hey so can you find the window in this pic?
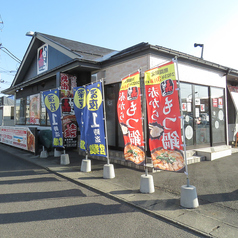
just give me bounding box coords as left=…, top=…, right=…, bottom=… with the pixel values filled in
left=40, top=93, right=47, bottom=125
left=10, top=107, right=14, bottom=120
left=194, top=85, right=210, bottom=146
left=210, top=87, right=226, bottom=145
left=105, top=83, right=123, bottom=150
left=16, top=94, right=50, bottom=126
left=180, top=84, right=226, bottom=146
left=180, top=83, right=193, bottom=146
left=16, top=98, right=26, bottom=124
left=26, top=96, right=30, bottom=124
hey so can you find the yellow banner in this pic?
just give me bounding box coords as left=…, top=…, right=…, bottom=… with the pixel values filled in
left=144, top=61, right=176, bottom=86
left=120, top=72, right=140, bottom=91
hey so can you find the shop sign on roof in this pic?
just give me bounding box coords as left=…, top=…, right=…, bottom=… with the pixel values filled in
left=37, top=44, right=48, bottom=74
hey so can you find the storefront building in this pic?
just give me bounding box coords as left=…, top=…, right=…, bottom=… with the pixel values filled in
left=0, top=96, right=14, bottom=126
left=2, top=32, right=238, bottom=162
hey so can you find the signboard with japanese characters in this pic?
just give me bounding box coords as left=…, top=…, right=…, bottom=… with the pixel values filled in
left=61, top=73, right=78, bottom=147
left=37, top=44, right=48, bottom=74
left=0, top=126, right=35, bottom=152
left=117, top=72, right=145, bottom=165
left=144, top=61, right=184, bottom=171
left=73, top=86, right=87, bottom=151
left=213, top=98, right=218, bottom=107
left=43, top=89, right=64, bottom=148
left=61, top=73, right=77, bottom=98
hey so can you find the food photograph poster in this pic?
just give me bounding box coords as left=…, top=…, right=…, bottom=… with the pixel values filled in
left=117, top=71, right=145, bottom=165
left=29, top=94, right=40, bottom=125
left=0, top=126, right=35, bottom=152
left=144, top=61, right=184, bottom=171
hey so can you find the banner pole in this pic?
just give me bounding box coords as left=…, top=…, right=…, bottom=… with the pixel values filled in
left=174, top=56, right=190, bottom=187
left=101, top=78, right=110, bottom=165
left=139, top=68, right=148, bottom=175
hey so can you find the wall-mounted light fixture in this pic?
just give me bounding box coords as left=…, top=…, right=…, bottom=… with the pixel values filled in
left=20, top=88, right=23, bottom=90
left=16, top=89, right=19, bottom=92
left=194, top=43, right=204, bottom=59
left=26, top=31, right=35, bottom=37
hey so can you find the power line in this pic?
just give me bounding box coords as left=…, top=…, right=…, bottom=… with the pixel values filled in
left=0, top=70, right=16, bottom=73
left=0, top=45, right=21, bottom=63
left=0, top=66, right=17, bottom=74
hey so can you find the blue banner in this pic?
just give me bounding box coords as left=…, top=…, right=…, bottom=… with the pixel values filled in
left=73, top=81, right=107, bottom=157
left=43, top=89, right=64, bottom=147
left=86, top=82, right=107, bottom=156
left=73, top=86, right=87, bottom=151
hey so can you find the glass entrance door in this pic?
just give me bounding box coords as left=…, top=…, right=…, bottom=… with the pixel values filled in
left=180, top=83, right=210, bottom=148
left=194, top=85, right=210, bottom=147
left=181, top=83, right=194, bottom=147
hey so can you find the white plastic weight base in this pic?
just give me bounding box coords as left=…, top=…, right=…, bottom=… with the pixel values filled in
left=40, top=150, right=48, bottom=158
left=54, top=148, right=62, bottom=157
left=103, top=164, right=115, bottom=179
left=60, top=154, right=70, bottom=165
left=81, top=159, right=91, bottom=172
left=180, top=185, right=199, bottom=208
left=140, top=174, right=155, bottom=193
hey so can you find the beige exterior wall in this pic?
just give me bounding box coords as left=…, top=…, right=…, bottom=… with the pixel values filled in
left=102, top=55, right=149, bottom=85
left=96, top=53, right=226, bottom=88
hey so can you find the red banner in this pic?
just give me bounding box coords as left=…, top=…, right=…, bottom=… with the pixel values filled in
left=60, top=73, right=78, bottom=148
left=117, top=72, right=145, bottom=164
left=144, top=61, right=184, bottom=171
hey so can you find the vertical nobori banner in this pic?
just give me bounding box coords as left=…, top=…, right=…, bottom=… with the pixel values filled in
left=43, top=89, right=64, bottom=148
left=144, top=61, right=184, bottom=171
left=117, top=72, right=145, bottom=165
left=73, top=86, right=87, bottom=151
left=61, top=73, right=78, bottom=148
left=86, top=81, right=107, bottom=157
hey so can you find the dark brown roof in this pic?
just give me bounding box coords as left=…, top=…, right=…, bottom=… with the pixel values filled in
left=39, top=33, right=117, bottom=61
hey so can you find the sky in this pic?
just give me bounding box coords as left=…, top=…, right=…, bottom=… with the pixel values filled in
left=1, top=0, right=238, bottom=96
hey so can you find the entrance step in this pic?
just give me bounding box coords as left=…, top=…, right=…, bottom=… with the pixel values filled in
left=185, top=150, right=197, bottom=158
left=78, top=145, right=232, bottom=172
left=195, top=145, right=231, bottom=161
left=187, top=155, right=205, bottom=164
left=180, top=150, right=205, bottom=165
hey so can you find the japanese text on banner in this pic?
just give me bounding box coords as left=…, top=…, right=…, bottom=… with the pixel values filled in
left=73, top=82, right=107, bottom=157
left=43, top=89, right=64, bottom=147
left=117, top=72, right=145, bottom=165
left=73, top=86, right=87, bottom=151
left=86, top=82, right=107, bottom=157
left=144, top=61, right=184, bottom=171
left=61, top=73, right=78, bottom=148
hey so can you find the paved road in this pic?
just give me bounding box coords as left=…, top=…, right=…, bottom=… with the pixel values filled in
left=0, top=149, right=205, bottom=238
